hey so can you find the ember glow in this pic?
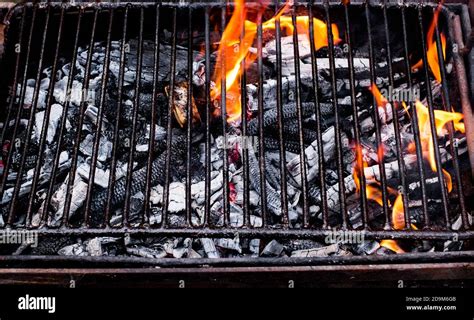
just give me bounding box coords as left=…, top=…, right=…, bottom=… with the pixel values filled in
left=380, top=240, right=405, bottom=254
left=211, top=0, right=341, bottom=123
left=412, top=4, right=447, bottom=83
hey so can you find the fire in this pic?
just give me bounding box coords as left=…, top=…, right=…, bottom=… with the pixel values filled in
left=392, top=194, right=405, bottom=230
left=352, top=144, right=386, bottom=208
left=369, top=83, right=388, bottom=109
left=380, top=240, right=405, bottom=254
left=211, top=0, right=341, bottom=123
left=412, top=4, right=447, bottom=83
left=414, top=100, right=465, bottom=172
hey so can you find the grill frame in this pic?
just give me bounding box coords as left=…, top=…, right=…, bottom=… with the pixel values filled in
left=0, top=0, right=472, bottom=269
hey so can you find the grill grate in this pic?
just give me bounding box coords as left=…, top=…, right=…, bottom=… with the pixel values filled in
left=0, top=1, right=473, bottom=266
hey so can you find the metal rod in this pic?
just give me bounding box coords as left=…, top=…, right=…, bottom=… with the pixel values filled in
left=220, top=4, right=230, bottom=227
left=365, top=1, right=390, bottom=229
left=292, top=8, right=310, bottom=228
left=342, top=2, right=368, bottom=228
left=144, top=4, right=161, bottom=225
left=123, top=8, right=144, bottom=227
left=382, top=0, right=410, bottom=229
left=417, top=4, right=450, bottom=228
left=400, top=3, right=430, bottom=227
left=84, top=9, right=115, bottom=227
left=186, top=6, right=193, bottom=227
left=7, top=6, right=51, bottom=224
left=161, top=7, right=178, bottom=228
left=26, top=5, right=66, bottom=226
left=275, top=2, right=289, bottom=227
left=62, top=8, right=99, bottom=226
left=257, top=11, right=268, bottom=227
left=45, top=7, right=83, bottom=228
left=433, top=9, right=468, bottom=230
left=105, top=6, right=129, bottom=227
left=241, top=5, right=250, bottom=228
left=324, top=0, right=347, bottom=229
left=204, top=7, right=211, bottom=228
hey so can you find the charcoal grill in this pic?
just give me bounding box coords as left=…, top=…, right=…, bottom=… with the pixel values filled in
left=0, top=0, right=473, bottom=285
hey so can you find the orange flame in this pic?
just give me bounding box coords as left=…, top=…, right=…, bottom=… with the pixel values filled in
left=369, top=83, right=388, bottom=108
left=392, top=194, right=406, bottom=230
left=352, top=144, right=386, bottom=208
left=414, top=100, right=465, bottom=172
left=412, top=4, right=447, bottom=83
left=380, top=240, right=405, bottom=254
left=212, top=0, right=341, bottom=123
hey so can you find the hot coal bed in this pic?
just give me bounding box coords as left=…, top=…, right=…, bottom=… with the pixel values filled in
left=0, top=1, right=473, bottom=267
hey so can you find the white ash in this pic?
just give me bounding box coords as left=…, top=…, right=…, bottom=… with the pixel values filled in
left=34, top=104, right=63, bottom=144
left=215, top=236, right=242, bottom=254
left=150, top=182, right=186, bottom=213
left=79, top=133, right=113, bottom=163
left=291, top=243, right=342, bottom=257
left=249, top=239, right=261, bottom=256
left=287, top=126, right=337, bottom=186
left=200, top=238, right=220, bottom=258
left=58, top=237, right=120, bottom=257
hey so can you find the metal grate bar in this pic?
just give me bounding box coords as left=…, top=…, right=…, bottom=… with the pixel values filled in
left=417, top=3, right=451, bottom=229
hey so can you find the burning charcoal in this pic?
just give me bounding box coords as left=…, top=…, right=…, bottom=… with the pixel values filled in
left=123, top=40, right=202, bottom=85
left=200, top=238, right=220, bottom=259
left=85, top=237, right=117, bottom=257
left=18, top=79, right=47, bottom=109
left=126, top=246, right=168, bottom=259
left=261, top=240, right=284, bottom=257
left=247, top=102, right=316, bottom=135
left=249, top=239, right=260, bottom=256
left=150, top=182, right=186, bottom=213
left=58, top=242, right=87, bottom=256
left=129, top=192, right=145, bottom=218
left=89, top=131, right=185, bottom=217
left=246, top=144, right=285, bottom=217
left=173, top=238, right=193, bottom=258
left=291, top=243, right=342, bottom=257
left=287, top=126, right=337, bottom=187
left=79, top=134, right=113, bottom=162
left=77, top=163, right=110, bottom=189
left=191, top=171, right=223, bottom=206
left=354, top=240, right=381, bottom=255
left=34, top=104, right=63, bottom=144
left=47, top=172, right=88, bottom=225
left=165, top=82, right=201, bottom=128
left=215, top=236, right=242, bottom=254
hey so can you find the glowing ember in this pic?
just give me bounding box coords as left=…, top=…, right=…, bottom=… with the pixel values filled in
left=211, top=0, right=341, bottom=123
left=412, top=4, right=447, bottom=83
left=380, top=240, right=405, bottom=254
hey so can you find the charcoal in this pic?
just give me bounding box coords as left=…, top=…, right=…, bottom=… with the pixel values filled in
left=34, top=104, right=63, bottom=144
left=261, top=240, right=284, bottom=257
left=89, top=131, right=186, bottom=222
left=200, top=238, right=220, bottom=258
left=246, top=102, right=317, bottom=135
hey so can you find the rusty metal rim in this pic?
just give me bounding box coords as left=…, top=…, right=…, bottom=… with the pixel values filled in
left=0, top=263, right=472, bottom=287
left=0, top=251, right=473, bottom=268
left=3, top=228, right=473, bottom=240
